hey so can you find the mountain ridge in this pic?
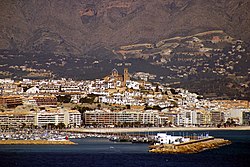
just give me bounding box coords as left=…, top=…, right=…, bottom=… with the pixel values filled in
left=0, top=0, right=250, bottom=100
left=0, top=0, right=250, bottom=55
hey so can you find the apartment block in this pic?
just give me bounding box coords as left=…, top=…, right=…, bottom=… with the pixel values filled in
left=0, top=95, right=23, bottom=108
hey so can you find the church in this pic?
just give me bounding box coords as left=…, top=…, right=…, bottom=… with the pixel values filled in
left=103, top=68, right=130, bottom=88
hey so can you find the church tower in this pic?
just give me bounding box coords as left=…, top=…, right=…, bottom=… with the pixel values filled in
left=123, top=68, right=130, bottom=86
left=111, top=68, right=119, bottom=77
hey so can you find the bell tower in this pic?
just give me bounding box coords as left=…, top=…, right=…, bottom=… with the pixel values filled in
left=123, top=68, right=130, bottom=86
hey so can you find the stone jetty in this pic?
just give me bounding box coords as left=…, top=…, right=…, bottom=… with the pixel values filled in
left=0, top=140, right=76, bottom=145
left=149, top=138, right=231, bottom=154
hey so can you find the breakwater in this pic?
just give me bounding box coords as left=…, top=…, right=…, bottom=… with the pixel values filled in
left=149, top=138, right=231, bottom=154
left=0, top=140, right=76, bottom=145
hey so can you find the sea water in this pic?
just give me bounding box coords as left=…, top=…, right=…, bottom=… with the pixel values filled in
left=0, top=130, right=249, bottom=167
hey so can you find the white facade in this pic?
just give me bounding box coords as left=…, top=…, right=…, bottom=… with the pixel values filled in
left=177, top=110, right=198, bottom=126
left=60, top=85, right=80, bottom=92
left=229, top=109, right=248, bottom=125
left=126, top=80, right=140, bottom=90
left=35, top=109, right=81, bottom=127
left=0, top=109, right=81, bottom=128
left=26, top=86, right=40, bottom=94
left=155, top=133, right=190, bottom=144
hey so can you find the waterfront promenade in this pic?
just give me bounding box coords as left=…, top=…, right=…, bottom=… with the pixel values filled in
left=66, top=126, right=250, bottom=133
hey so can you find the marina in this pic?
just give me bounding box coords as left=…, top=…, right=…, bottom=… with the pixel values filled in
left=0, top=128, right=85, bottom=143
left=0, top=127, right=230, bottom=153
left=0, top=130, right=249, bottom=167
left=0, top=139, right=75, bottom=145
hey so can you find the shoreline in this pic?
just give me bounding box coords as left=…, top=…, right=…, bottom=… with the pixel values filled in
left=0, top=140, right=76, bottom=145
left=66, top=126, right=250, bottom=133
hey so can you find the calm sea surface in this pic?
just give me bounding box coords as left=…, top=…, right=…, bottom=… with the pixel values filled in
left=0, top=130, right=249, bottom=167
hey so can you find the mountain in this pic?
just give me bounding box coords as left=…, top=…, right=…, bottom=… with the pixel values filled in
left=0, top=0, right=250, bottom=100
left=0, top=0, right=250, bottom=55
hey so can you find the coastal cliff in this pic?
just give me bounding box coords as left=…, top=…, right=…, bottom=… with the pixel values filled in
left=149, top=138, right=231, bottom=154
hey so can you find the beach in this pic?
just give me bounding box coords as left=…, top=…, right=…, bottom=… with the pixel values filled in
left=66, top=126, right=250, bottom=133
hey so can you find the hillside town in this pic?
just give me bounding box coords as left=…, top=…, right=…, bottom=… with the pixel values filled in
left=0, top=68, right=249, bottom=130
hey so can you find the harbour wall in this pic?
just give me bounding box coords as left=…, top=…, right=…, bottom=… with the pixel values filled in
left=149, top=138, right=231, bottom=154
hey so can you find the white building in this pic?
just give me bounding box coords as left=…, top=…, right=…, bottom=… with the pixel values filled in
left=126, top=80, right=140, bottom=90
left=228, top=109, right=248, bottom=125
left=26, top=86, right=40, bottom=94
left=0, top=108, right=81, bottom=128
left=35, top=109, right=81, bottom=127
left=155, top=133, right=190, bottom=144
left=177, top=110, right=198, bottom=126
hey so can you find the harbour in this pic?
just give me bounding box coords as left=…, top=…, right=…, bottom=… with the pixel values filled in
left=0, top=127, right=232, bottom=154
left=0, top=130, right=249, bottom=167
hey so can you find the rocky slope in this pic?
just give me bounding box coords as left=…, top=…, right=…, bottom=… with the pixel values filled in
left=0, top=0, right=250, bottom=56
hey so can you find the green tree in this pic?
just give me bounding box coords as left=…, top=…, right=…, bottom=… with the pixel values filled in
left=97, top=104, right=101, bottom=109
left=48, top=123, right=56, bottom=129
left=57, top=123, right=66, bottom=129
left=56, top=95, right=71, bottom=103
left=21, top=123, right=26, bottom=129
